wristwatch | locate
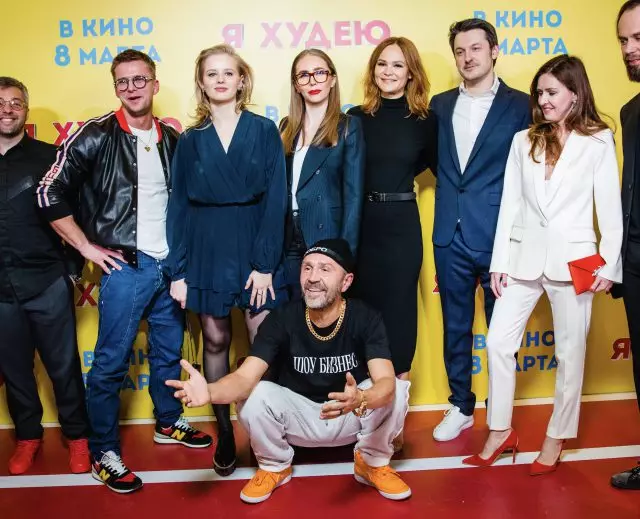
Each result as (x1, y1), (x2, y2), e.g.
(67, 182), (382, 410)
(352, 389), (368, 417)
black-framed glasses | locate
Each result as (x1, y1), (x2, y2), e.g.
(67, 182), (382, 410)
(295, 69), (332, 86)
(0, 98), (26, 111)
(113, 75), (155, 92)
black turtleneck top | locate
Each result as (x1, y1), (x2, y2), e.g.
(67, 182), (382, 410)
(348, 96), (437, 193)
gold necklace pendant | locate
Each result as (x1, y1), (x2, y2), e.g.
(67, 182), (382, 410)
(305, 300), (346, 342)
(137, 127), (155, 152)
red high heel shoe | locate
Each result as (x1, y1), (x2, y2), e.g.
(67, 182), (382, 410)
(462, 429), (518, 467)
(530, 441), (564, 476)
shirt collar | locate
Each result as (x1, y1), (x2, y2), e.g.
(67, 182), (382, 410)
(459, 73), (500, 97)
(0, 132), (28, 157)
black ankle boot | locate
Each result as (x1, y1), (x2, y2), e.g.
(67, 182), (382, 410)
(212, 404), (236, 476)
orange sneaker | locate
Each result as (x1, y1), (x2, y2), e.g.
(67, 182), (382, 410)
(68, 439), (91, 474)
(240, 467), (292, 504)
(354, 450), (411, 500)
(8, 439), (41, 475)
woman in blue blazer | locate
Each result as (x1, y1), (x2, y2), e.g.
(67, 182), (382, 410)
(280, 49), (365, 299)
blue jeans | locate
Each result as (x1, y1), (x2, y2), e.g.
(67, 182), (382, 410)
(86, 252), (184, 457)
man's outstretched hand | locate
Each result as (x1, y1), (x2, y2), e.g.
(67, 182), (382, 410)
(165, 360), (210, 407)
(320, 372), (361, 420)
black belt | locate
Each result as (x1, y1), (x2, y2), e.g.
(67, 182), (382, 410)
(365, 191), (416, 202)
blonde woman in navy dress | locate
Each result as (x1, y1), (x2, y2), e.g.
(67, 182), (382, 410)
(166, 44), (287, 476)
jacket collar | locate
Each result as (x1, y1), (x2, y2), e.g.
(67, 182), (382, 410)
(115, 107), (163, 142)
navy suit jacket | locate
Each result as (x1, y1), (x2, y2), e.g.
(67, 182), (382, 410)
(430, 79), (531, 252)
(283, 114), (365, 255)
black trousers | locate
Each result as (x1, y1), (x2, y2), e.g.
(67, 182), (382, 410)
(0, 276), (88, 440)
(622, 240), (640, 410)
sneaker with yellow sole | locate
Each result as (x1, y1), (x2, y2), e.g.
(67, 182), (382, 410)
(354, 450), (411, 500)
(240, 467), (292, 504)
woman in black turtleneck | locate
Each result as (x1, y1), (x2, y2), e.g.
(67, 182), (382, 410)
(348, 37), (437, 392)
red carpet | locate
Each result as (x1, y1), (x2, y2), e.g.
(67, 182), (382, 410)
(1, 399), (639, 518)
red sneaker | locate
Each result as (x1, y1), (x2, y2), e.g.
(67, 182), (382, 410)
(8, 439), (41, 475)
(68, 439), (91, 474)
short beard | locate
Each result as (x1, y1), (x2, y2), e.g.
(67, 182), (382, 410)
(304, 286), (340, 310)
(122, 101), (153, 119)
(626, 63), (640, 82)
(0, 125), (24, 139)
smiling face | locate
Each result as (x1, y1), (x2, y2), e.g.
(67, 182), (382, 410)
(0, 86), (27, 138)
(374, 44), (410, 99)
(453, 28), (498, 84)
(294, 54), (336, 106)
(113, 60), (158, 118)
(619, 5), (640, 82)
(536, 72), (576, 124)
(300, 254), (352, 310)
(199, 53), (244, 106)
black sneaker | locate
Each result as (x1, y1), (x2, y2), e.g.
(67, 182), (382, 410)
(611, 464), (640, 490)
(154, 416), (212, 448)
(91, 451), (143, 494)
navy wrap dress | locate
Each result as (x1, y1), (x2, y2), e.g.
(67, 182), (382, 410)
(166, 111), (288, 317)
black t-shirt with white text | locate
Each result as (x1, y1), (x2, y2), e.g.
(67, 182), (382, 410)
(250, 299), (392, 403)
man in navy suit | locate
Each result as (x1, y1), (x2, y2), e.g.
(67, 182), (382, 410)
(429, 19), (530, 441)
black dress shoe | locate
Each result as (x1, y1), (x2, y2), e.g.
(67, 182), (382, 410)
(611, 464), (640, 490)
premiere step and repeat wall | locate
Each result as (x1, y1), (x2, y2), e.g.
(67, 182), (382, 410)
(0, 0), (635, 423)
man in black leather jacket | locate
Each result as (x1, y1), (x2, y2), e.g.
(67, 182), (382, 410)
(37, 49), (211, 494)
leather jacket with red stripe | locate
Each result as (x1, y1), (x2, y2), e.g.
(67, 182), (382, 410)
(37, 108), (179, 266)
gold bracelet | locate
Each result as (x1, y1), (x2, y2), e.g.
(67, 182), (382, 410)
(353, 389), (368, 417)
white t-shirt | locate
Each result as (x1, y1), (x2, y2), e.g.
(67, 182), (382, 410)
(131, 125), (169, 259)
(291, 145), (310, 210)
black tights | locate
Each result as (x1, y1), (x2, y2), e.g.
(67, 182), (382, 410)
(199, 310), (269, 468)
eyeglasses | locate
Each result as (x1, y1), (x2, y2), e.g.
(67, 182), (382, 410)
(113, 75), (155, 92)
(0, 99), (26, 111)
(295, 69), (332, 86)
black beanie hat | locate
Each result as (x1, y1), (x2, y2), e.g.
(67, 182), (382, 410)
(303, 239), (355, 273)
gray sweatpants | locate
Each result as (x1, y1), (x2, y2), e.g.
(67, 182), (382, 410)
(237, 378), (410, 472)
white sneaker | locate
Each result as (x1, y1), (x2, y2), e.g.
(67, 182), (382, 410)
(433, 406), (474, 442)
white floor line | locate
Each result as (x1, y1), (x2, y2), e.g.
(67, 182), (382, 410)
(1, 444), (638, 490)
(389, 392), (638, 412)
(1, 392), (635, 430)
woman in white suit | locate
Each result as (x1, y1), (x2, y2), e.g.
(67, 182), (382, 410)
(463, 55), (623, 474)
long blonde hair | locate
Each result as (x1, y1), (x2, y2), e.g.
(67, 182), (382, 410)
(362, 37), (430, 118)
(192, 44), (254, 127)
(281, 49), (343, 155)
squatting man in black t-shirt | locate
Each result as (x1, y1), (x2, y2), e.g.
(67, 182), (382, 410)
(166, 239), (411, 504)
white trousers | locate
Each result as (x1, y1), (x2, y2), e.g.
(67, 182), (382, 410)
(486, 275), (594, 439)
(236, 379), (410, 472)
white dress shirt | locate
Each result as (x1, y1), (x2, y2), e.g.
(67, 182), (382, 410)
(452, 73), (500, 173)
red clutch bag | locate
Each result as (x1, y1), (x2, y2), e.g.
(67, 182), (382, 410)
(568, 254), (606, 295)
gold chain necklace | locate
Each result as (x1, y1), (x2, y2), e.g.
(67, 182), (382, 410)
(137, 126), (155, 152)
(305, 299), (346, 342)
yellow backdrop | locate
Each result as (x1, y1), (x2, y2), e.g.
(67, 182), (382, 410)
(0, 0), (635, 424)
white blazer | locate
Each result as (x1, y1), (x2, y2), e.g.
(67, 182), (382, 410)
(490, 128), (623, 283)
